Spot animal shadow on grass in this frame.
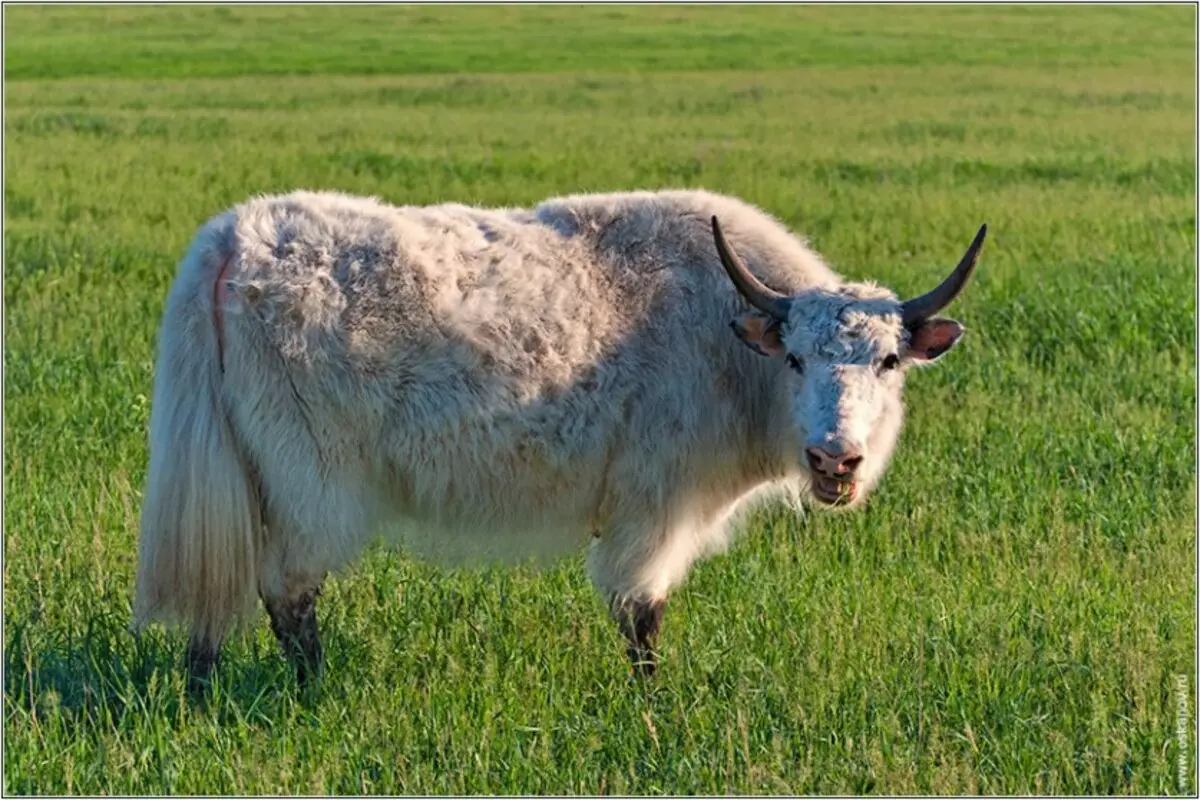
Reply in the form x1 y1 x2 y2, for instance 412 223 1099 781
4 608 355 733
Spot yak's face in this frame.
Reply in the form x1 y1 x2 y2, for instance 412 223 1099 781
711 217 986 509
735 287 965 507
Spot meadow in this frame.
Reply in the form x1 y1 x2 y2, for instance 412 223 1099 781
4 5 1196 794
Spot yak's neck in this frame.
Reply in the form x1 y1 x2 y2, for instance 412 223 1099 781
726 344 799 486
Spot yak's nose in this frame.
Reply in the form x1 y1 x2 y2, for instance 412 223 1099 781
805 445 863 478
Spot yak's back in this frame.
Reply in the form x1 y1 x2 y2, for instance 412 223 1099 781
223 191 662 403
220 189 838 381
533 189 841 295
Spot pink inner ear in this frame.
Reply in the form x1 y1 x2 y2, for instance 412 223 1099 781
733 313 786 357
908 319 965 361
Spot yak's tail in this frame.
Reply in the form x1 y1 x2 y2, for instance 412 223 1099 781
133 213 262 647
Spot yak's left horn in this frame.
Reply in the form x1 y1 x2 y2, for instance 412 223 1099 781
712 215 792 320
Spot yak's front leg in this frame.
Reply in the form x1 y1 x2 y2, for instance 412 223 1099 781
263 581 324 688
612 596 667 677
588 523 681 678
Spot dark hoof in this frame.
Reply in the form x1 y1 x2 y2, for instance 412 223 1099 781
613 596 666 678
265 585 324 691
629 651 659 679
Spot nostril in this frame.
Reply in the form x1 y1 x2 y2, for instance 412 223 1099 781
805 447 823 470
840 454 863 473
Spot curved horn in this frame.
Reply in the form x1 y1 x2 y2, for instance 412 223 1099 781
711 215 792 320
901 224 987 326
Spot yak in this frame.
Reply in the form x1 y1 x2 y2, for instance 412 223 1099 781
134 189 985 690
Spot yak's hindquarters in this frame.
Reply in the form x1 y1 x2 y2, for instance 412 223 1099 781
134 217 262 658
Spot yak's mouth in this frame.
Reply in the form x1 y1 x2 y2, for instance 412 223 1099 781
810 474 859 506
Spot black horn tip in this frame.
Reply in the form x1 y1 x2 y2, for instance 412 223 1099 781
961 223 988 268
970 224 988 258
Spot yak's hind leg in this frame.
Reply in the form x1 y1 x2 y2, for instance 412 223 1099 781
258 530 331 689
185 633 224 697
261 577 325 688
252 480 373 689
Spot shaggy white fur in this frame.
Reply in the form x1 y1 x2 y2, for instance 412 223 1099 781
134 188 971 657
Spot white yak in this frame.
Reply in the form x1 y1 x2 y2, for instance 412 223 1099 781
134 189 985 689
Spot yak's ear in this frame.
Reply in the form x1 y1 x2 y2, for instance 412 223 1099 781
731 312 786 357
906 317 965 363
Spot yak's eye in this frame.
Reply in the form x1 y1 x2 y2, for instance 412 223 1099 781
880 353 901 372
786 354 805 374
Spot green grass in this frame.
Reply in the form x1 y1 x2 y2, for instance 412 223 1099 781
4 5 1196 795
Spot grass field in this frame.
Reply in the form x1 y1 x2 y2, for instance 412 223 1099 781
4 5 1196 795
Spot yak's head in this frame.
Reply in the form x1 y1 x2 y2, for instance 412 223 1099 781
713 217 986 508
